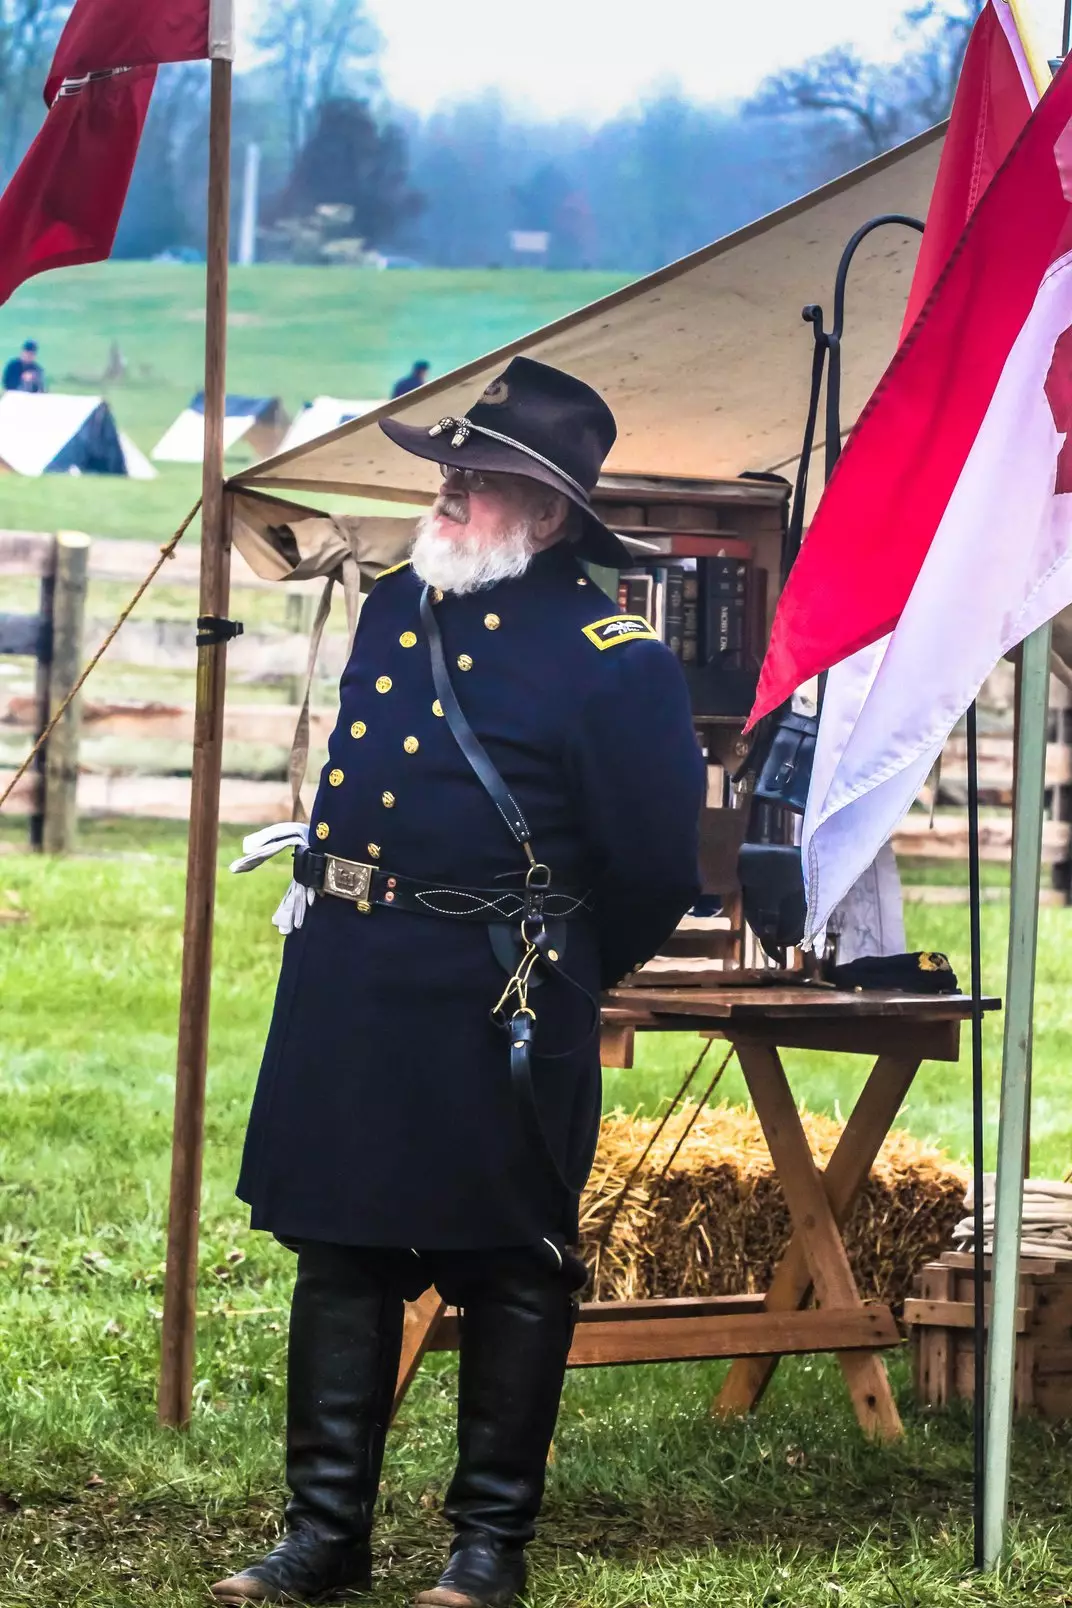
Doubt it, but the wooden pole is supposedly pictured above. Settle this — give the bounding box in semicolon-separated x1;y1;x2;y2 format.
158;52;234;1430
29;541;57;851
42;533;90;855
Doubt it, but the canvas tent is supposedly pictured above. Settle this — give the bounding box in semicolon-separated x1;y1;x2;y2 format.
231;126;943;516
0;391;156;479
153;392;289;464
280;397;386;455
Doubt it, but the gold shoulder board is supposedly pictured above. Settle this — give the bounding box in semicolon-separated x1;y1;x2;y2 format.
582;614;659;650
375;559;411;582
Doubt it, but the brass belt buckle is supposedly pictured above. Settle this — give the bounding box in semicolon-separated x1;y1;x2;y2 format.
324;854;373;913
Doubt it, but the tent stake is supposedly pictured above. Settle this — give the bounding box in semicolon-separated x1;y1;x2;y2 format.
982;619;1050;1565
158;52;234;1430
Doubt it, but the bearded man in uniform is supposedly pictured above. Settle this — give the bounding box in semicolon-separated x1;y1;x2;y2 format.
213;358;705;1608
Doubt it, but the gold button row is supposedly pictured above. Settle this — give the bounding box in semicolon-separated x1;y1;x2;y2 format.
484;613;500;630
457;654;473;672
400;631;417;648
376;676;392;694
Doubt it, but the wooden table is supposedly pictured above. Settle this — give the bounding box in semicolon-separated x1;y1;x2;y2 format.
392;986;997;1442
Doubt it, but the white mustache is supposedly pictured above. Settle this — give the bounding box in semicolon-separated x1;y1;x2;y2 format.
434;493;470;525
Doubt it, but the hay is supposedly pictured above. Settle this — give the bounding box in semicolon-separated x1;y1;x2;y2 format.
579;1102;968;1309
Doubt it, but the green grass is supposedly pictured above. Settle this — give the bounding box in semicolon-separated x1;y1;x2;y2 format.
1;818;1071;1605
0;264;630;541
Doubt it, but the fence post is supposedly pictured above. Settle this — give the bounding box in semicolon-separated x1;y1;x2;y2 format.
28;538;58;851
42;533;90;855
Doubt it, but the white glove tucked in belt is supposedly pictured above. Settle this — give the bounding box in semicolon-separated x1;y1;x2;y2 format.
229;821;315;935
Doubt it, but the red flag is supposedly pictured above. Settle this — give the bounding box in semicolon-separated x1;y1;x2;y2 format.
750;0;1044;727
753;10;1068;944
900;0;1039;336
0;0;213;308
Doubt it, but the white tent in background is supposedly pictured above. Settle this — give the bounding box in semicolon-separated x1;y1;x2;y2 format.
0;391;156;478
153;392;289;464
235;126;943;507
280;397;385;455
118;433;157;480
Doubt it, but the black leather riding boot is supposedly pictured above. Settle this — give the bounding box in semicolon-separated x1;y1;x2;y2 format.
212;1244;405;1605
416;1251;576;1608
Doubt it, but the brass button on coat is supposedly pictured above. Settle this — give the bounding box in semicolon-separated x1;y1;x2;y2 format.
367;843;381;859
432;699;444;717
432;587;444;603
382;791;396;808
403;736;419;754
457;654;473;671
328;768;344;787
484;613;500;630
577;576;588;586
376;676;392;693
315;822;330;840
351;720;367;739
399;631;417;648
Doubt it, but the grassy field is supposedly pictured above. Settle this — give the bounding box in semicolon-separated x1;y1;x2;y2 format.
1;818;1071;1606
0;264;630;541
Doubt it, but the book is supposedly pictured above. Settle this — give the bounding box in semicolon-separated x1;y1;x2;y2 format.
701;556;748;664
744;565;769;668
614;533;751;557
664;567;685;659
651;566;667;641
682;567;700;665
620;570;654;624
647;502;721;531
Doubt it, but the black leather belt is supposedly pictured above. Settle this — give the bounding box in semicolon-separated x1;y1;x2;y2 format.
294;845;593;923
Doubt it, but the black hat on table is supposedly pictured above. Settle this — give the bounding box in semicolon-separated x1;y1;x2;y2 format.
379;355;629;567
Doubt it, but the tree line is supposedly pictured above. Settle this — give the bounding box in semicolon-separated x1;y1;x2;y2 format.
0;0;982;273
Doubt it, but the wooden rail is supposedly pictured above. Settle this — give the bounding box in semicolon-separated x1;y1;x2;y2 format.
2;528;1071;882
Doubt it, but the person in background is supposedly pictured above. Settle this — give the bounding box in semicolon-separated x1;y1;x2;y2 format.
2;340;45;393
390;358;430;398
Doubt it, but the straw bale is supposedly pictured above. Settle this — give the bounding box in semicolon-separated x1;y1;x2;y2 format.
580;1103;967;1308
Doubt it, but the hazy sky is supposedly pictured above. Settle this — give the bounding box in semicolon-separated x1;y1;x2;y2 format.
240;1;1071;121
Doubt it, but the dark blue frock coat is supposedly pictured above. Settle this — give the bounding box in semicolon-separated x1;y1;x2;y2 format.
237;543;704;1249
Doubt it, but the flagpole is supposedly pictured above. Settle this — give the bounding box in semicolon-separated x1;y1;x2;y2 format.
979;11;1054;1567
158;20;235;1429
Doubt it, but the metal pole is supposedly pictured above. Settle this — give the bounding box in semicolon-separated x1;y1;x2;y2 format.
965;700;986;1569
982;619;1051;1566
158;52;234;1430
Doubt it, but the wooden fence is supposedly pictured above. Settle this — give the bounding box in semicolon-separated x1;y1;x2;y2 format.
2;529;1071;888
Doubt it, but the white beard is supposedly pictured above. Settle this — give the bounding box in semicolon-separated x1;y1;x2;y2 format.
410;512;536;595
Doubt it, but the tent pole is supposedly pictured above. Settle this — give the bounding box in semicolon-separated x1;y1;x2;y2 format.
158;52;234;1430
982;618;1050;1565
966;701;986;1570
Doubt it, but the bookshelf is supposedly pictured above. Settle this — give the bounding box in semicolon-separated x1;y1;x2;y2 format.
590;472;792;970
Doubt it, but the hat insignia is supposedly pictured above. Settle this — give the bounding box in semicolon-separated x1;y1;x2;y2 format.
426;415;471;448
480;378;509;405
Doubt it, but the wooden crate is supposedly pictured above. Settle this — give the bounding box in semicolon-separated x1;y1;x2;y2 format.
905;1250;1072;1419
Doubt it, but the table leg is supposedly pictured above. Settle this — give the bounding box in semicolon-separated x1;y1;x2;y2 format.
716;1052;919;1421
728;1044;906;1440
392;1288;448;1420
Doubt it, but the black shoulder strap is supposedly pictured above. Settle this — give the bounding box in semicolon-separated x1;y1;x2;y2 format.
419;584;533;853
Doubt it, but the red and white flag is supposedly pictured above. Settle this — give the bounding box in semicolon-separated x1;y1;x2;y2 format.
748;1;1061;944
0;0;232;308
